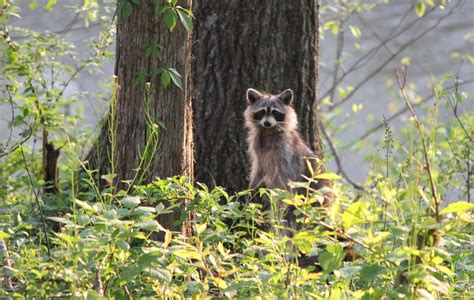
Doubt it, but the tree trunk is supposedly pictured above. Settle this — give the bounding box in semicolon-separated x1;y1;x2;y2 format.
192;0;322;193
87;1;193;232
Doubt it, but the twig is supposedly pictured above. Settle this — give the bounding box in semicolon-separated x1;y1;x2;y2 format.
0;239;13;293
342;78;474;149
19;147;51;257
326;1;462;110
93;267;104;296
328;1;346;104
395;66;440;222
468;149;471;203
448;78;473;142
320;4;431;102
320;120;363;190
1;86;15;154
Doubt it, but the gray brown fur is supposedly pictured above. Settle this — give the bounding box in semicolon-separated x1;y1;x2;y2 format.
244;88;332;203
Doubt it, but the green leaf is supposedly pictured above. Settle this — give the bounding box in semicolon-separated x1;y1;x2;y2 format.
440;201;474;215
416;0;426;17
425;0;435;6
47;216;73;225
44;0;57;12
168;68;182;89
360;264;385;281
0;231;10;239
161;71;171;88
74;199;95;212
164;9;177;31
177;9;192;32
146;268;172;282
342;201;366;231
145;46;153;58
123;2;133;19
293;231;318;254
349;25;361;39
136;220;165;232
318;245;344;274
336;265;361;278
135;71;146;85
116;239;130;251
173;249;201;260
163;230;172;248
134;206;156;216
314;173;341;180
122;196;141;208
28;1;38;10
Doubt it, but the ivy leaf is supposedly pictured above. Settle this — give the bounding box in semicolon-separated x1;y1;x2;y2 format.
135;71;146;85
123;2;133;19
164;9;177;31
145;46;153;58
161;71;171;88
416;0;426;17
176;8;193;32
168;68;182;89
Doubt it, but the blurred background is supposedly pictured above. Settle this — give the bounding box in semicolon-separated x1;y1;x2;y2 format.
1;0;473;184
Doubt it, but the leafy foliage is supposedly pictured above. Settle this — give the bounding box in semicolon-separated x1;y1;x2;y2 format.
1;0;473;298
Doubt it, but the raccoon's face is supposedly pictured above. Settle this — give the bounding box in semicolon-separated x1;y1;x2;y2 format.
245;88;294;129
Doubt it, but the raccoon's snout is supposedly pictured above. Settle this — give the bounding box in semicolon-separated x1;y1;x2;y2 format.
260;117;276;128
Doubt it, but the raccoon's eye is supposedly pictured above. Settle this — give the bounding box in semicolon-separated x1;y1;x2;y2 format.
272;110;285;122
253;110;265;120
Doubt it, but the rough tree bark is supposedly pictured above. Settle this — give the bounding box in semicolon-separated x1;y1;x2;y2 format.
87;1;193;232
191;0;322;193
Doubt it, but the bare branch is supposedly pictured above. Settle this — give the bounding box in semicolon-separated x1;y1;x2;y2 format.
321;2;462;109
342;78;474;149
20;147;52;257
395;66;440;222
320;119;363;190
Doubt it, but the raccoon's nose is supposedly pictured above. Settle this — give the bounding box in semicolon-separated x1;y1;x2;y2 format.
263;121;271;127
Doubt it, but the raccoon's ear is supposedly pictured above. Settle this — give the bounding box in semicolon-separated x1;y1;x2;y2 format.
278;89;293;105
246;88;263;104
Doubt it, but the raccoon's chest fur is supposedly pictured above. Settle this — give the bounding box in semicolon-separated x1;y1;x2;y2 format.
252;133;304;188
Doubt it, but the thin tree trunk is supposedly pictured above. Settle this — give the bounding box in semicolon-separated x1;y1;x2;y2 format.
192;0;322;193
87;1;193;232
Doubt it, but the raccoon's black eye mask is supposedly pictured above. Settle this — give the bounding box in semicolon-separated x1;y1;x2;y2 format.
253;110;265;120
272;110;285;122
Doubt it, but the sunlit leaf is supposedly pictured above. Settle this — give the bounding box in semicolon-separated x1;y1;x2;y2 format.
440;201;474;215
416;0;426;17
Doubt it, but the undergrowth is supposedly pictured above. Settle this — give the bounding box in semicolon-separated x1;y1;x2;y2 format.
0;72;473;298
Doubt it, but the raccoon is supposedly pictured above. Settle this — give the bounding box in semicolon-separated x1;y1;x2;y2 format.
244;88;332;202
244;89;346;267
